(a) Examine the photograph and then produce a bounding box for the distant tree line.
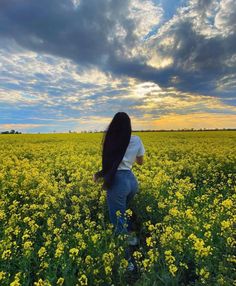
[79,128,236,133]
[132,128,236,132]
[0,129,22,134]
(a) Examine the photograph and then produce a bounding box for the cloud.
[215,0,236,36]
[72,112,236,131]
[0,123,55,133]
[128,0,163,39]
[151,112,236,129]
[147,0,236,93]
[0,0,235,95]
[129,85,236,115]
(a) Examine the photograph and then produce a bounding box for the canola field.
[0,131,235,286]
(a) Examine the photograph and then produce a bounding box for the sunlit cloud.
[152,112,236,130]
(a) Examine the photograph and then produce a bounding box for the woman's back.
[117,135,145,170]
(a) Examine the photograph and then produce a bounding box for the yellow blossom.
[221,199,233,208]
[2,249,11,260]
[221,220,231,230]
[78,274,88,285]
[125,209,133,217]
[56,277,64,286]
[85,255,93,264]
[146,236,154,247]
[120,258,129,269]
[38,247,47,258]
[173,231,183,240]
[0,271,7,280]
[169,264,178,276]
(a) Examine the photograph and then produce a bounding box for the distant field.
[0,131,235,285]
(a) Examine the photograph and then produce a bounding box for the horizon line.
[1,127,236,135]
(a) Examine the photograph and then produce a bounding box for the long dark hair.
[95,112,131,190]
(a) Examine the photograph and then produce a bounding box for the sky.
[0,0,236,133]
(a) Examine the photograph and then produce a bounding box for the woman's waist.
[115,169,134,176]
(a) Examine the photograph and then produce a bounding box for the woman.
[93,112,145,237]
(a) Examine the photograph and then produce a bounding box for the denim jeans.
[106,169,139,235]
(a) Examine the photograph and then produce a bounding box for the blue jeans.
[106,169,139,235]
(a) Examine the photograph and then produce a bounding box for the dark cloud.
[149,0,236,95]
[0,0,236,96]
[0,0,136,66]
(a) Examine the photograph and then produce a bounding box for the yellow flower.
[23,240,33,250]
[169,264,178,276]
[55,241,64,258]
[78,274,88,285]
[56,278,64,286]
[173,231,183,240]
[199,267,210,279]
[10,280,21,286]
[133,251,142,260]
[148,224,155,231]
[204,231,211,238]
[53,228,61,236]
[2,249,11,260]
[221,220,231,230]
[147,249,159,263]
[165,226,173,234]
[169,207,179,217]
[85,255,93,264]
[164,250,172,256]
[146,236,154,247]
[91,234,100,244]
[226,255,236,263]
[105,266,112,275]
[102,252,114,265]
[176,191,184,200]
[203,223,211,230]
[116,210,121,217]
[125,209,133,217]
[0,210,6,220]
[185,209,193,219]
[33,278,51,286]
[193,238,212,258]
[226,237,234,247]
[221,199,233,208]
[47,217,54,228]
[158,202,166,209]
[142,259,150,270]
[69,248,79,259]
[0,271,7,281]
[188,233,197,241]
[120,259,129,269]
[40,261,49,270]
[179,262,188,269]
[164,249,176,266]
[38,247,47,258]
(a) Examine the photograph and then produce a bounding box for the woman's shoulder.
[131,135,140,140]
[130,135,141,143]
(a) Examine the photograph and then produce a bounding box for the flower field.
[0,131,235,286]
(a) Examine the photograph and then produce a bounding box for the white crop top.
[117,135,145,170]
